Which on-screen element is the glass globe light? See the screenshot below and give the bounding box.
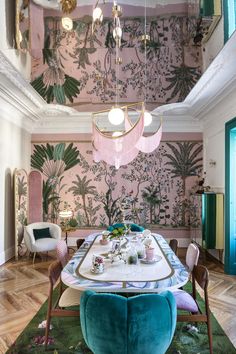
[93,7,103,23]
[61,17,73,31]
[112,131,123,137]
[144,111,153,127]
[113,26,122,40]
[108,107,124,125]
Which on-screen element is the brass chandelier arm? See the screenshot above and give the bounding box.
[93,103,145,140]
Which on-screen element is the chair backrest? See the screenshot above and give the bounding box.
[169,239,178,255]
[186,243,199,272]
[80,290,176,354]
[192,264,209,291]
[56,240,69,267]
[48,260,62,287]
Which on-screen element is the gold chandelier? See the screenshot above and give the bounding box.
[60,0,77,14]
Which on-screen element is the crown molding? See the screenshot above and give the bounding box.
[0,51,46,132]
[184,31,236,121]
[1,30,236,134]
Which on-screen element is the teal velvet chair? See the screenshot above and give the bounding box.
[80,290,177,354]
[107,223,144,232]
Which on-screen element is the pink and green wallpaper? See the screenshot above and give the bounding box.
[30,3,202,106]
[31,134,203,229]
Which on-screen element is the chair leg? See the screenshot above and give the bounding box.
[45,315,51,349]
[207,319,213,354]
[33,252,36,264]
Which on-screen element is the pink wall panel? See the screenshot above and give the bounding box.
[28,170,43,224]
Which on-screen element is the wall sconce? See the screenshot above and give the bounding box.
[209,159,216,167]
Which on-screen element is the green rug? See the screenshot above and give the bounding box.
[7,286,236,354]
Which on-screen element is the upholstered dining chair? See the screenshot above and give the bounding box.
[80,290,177,354]
[173,265,213,354]
[45,260,80,348]
[169,239,178,255]
[24,222,61,263]
[186,242,200,273]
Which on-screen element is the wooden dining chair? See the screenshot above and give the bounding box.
[76,238,85,250]
[169,239,178,255]
[45,260,80,348]
[174,265,213,354]
[56,240,69,267]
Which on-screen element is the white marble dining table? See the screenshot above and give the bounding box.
[61,232,189,293]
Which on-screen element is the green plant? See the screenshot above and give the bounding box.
[101,188,121,225]
[109,227,125,239]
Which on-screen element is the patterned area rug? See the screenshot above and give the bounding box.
[7,286,236,354]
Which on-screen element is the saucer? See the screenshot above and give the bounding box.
[90,268,104,274]
[100,239,109,245]
[140,255,162,264]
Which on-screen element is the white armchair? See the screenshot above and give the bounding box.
[24,222,61,263]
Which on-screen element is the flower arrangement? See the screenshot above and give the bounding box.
[109,226,126,239]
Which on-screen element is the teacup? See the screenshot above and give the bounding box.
[101,231,110,245]
[145,247,155,261]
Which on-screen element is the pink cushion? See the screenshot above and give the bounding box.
[172,290,198,313]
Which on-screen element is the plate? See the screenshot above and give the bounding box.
[140,255,162,264]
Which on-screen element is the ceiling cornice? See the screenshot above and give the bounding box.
[1,31,236,134]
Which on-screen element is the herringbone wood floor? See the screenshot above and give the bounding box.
[0,249,235,354]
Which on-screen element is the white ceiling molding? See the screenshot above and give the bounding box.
[0,51,46,131]
[184,30,236,121]
[1,30,236,135]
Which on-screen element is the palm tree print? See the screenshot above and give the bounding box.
[165,142,203,195]
[142,185,161,224]
[165,64,201,102]
[31,142,80,221]
[17,176,27,210]
[69,175,96,226]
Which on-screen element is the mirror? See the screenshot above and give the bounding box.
[14,169,28,259]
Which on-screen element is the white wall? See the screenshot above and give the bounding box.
[203,89,236,192]
[0,115,31,265]
[202,17,224,72]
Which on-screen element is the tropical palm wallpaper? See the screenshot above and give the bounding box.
[31,6,201,105]
[31,139,203,228]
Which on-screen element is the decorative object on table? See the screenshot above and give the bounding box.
[24,222,61,264]
[140,255,162,264]
[145,246,155,262]
[135,239,146,259]
[127,246,138,265]
[100,231,110,245]
[80,290,176,354]
[91,255,105,274]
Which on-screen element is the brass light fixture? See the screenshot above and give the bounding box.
[60,0,77,14]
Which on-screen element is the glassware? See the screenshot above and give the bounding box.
[127,246,138,265]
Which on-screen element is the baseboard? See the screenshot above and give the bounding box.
[0,246,15,265]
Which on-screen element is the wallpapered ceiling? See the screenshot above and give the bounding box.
[31,140,203,228]
[31,13,202,105]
